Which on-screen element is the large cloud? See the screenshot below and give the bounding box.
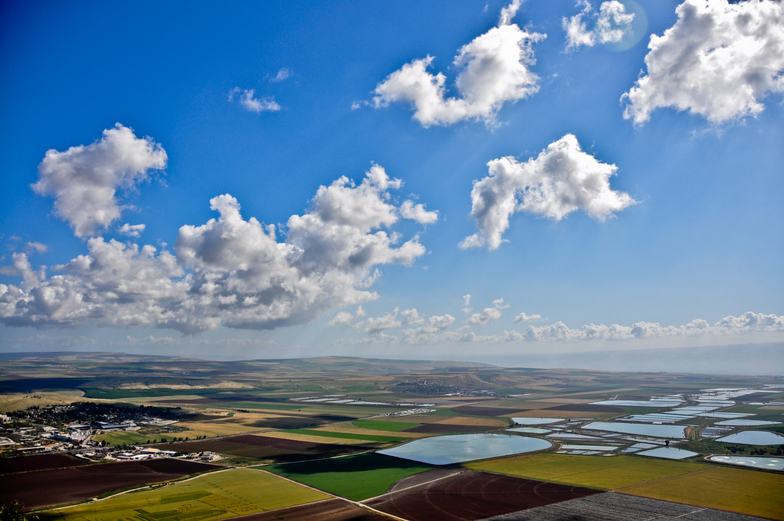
[622,0,784,124]
[32,124,167,238]
[2,166,433,334]
[371,1,545,126]
[461,134,635,250]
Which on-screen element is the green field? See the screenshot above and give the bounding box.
[465,454,710,490]
[265,453,432,500]
[39,468,329,521]
[621,467,784,520]
[284,428,407,443]
[352,420,422,431]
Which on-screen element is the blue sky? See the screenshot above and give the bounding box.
[1,0,782,361]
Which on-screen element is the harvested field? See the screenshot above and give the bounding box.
[620,466,784,520]
[451,406,526,417]
[545,404,623,413]
[0,458,220,510]
[223,498,391,521]
[265,453,432,501]
[466,454,709,490]
[38,468,329,521]
[0,454,89,474]
[439,416,509,427]
[259,431,373,446]
[284,429,407,443]
[406,423,495,434]
[485,492,767,520]
[364,469,600,521]
[154,434,368,462]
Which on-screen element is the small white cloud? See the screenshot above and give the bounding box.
[564,1,634,51]
[372,1,545,126]
[622,0,784,125]
[25,242,48,254]
[365,307,402,335]
[270,68,291,82]
[492,297,509,309]
[461,134,635,250]
[328,305,366,328]
[403,314,456,343]
[118,223,146,238]
[229,87,282,113]
[401,308,425,325]
[467,306,502,325]
[400,200,439,224]
[514,312,542,323]
[32,124,167,238]
[462,294,472,314]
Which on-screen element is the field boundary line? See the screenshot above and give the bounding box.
[252,467,406,521]
[360,468,466,502]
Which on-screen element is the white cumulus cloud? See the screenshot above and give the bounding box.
[622,0,784,125]
[1,165,434,334]
[328,305,366,328]
[118,223,146,238]
[514,312,542,323]
[564,1,635,51]
[371,1,545,126]
[466,298,506,325]
[461,134,635,250]
[229,87,282,113]
[32,124,167,238]
[400,201,439,224]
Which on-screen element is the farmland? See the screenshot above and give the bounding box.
[0,458,220,510]
[364,469,601,521]
[620,466,784,520]
[465,454,710,489]
[266,453,433,500]
[1,351,783,520]
[38,468,329,521]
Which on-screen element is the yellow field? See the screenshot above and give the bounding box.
[466,454,710,490]
[40,468,330,521]
[0,390,85,413]
[620,467,784,520]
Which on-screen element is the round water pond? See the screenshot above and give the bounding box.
[377,433,552,465]
[709,455,784,471]
[717,430,784,446]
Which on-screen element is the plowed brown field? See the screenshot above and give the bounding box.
[364,469,601,521]
[0,458,219,510]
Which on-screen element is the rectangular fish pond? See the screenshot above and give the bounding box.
[709,455,784,471]
[583,422,686,439]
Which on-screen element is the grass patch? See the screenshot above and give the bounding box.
[264,453,432,500]
[38,468,329,521]
[465,453,709,490]
[352,420,422,432]
[284,429,406,443]
[620,466,784,520]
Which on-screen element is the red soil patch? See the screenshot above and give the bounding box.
[406,424,494,434]
[451,406,526,417]
[0,459,219,510]
[224,498,390,521]
[0,454,89,475]
[152,434,368,462]
[364,469,601,521]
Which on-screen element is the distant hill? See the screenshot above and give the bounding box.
[483,342,784,376]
